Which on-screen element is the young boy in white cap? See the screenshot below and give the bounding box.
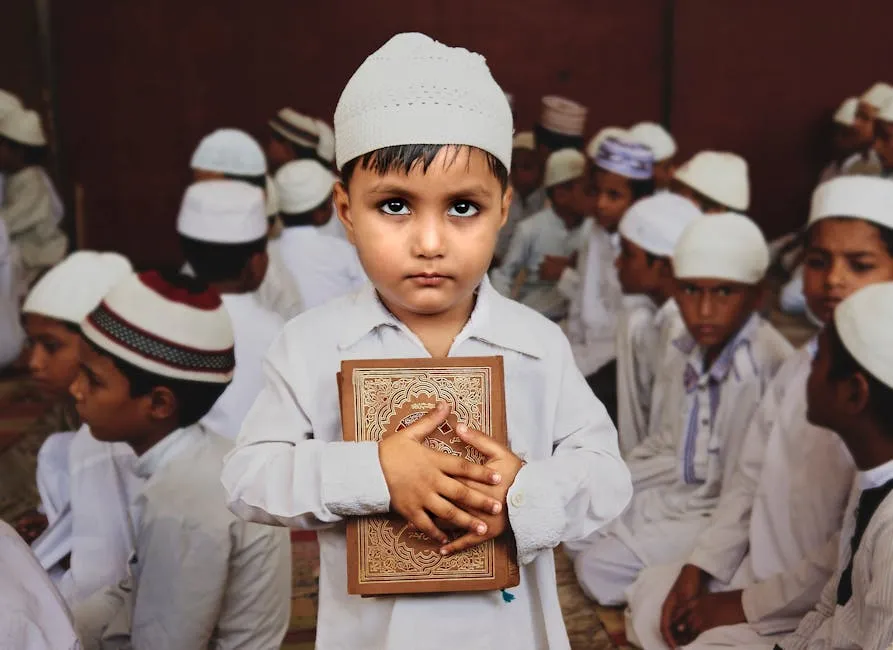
[818,97,862,184]
[177,180,285,440]
[494,131,547,265]
[872,96,893,178]
[0,89,23,207]
[842,81,893,176]
[629,122,678,190]
[779,282,893,650]
[627,175,893,650]
[492,148,586,320]
[672,151,750,214]
[535,95,588,155]
[613,193,702,455]
[266,107,321,172]
[222,32,632,650]
[572,213,792,607]
[0,216,24,369]
[0,106,66,284]
[71,270,291,649]
[17,251,137,609]
[275,158,367,310]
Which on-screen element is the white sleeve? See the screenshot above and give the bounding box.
[859,525,893,650]
[221,333,391,529]
[507,337,632,564]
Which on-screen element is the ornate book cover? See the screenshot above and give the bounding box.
[339,356,520,596]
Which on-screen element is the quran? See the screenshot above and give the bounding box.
[339,356,519,596]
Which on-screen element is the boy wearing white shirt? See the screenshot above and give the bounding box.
[492,148,585,320]
[493,131,546,264]
[672,151,750,214]
[222,32,632,650]
[573,213,792,607]
[0,89,23,209]
[177,180,285,440]
[841,82,893,176]
[0,216,24,368]
[275,158,367,309]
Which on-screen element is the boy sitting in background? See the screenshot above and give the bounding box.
[573,213,792,607]
[72,271,291,650]
[493,131,546,265]
[629,122,677,191]
[842,82,893,176]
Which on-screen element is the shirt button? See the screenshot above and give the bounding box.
[701,418,709,426]
[511,492,525,508]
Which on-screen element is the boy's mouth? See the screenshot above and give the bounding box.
[407,273,451,287]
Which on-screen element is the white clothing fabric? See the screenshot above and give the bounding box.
[73,425,291,650]
[0,217,24,367]
[32,432,76,577]
[574,315,792,605]
[564,222,623,376]
[858,457,893,489]
[317,208,348,240]
[0,520,80,650]
[615,296,659,456]
[201,293,284,440]
[221,276,633,650]
[491,206,583,319]
[277,225,367,310]
[256,240,304,321]
[496,186,547,261]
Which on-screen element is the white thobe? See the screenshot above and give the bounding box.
[615,296,660,456]
[563,222,623,377]
[258,239,304,321]
[782,466,893,650]
[278,225,368,310]
[73,425,291,650]
[0,217,24,368]
[221,277,633,650]
[201,293,283,440]
[627,341,855,648]
[495,186,547,261]
[490,207,583,319]
[0,520,79,650]
[573,315,793,605]
[317,206,349,240]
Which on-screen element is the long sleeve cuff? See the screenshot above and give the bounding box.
[506,462,567,565]
[321,441,391,516]
[688,547,741,586]
[557,268,581,300]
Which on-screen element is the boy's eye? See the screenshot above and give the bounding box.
[379,199,411,216]
[804,254,827,270]
[849,259,877,273]
[447,201,479,218]
[683,286,697,295]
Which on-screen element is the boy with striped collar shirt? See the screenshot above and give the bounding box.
[222,32,632,650]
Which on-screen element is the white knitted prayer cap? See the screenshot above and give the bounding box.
[673,212,769,284]
[673,151,750,212]
[629,122,677,161]
[544,149,586,188]
[512,131,536,151]
[335,33,512,171]
[833,97,859,127]
[809,175,893,229]
[861,82,893,110]
[878,97,893,124]
[539,96,587,137]
[23,251,133,324]
[0,90,23,121]
[176,180,266,244]
[586,127,627,160]
[619,194,703,258]
[269,108,320,149]
[315,119,335,163]
[276,159,337,214]
[190,129,266,176]
[0,108,46,146]
[835,282,893,390]
[82,271,235,384]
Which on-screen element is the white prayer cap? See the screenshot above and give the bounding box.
[673,151,750,212]
[860,82,893,110]
[512,131,536,151]
[176,180,266,244]
[0,89,22,120]
[0,108,46,146]
[276,159,337,214]
[809,175,893,230]
[877,97,893,124]
[629,122,677,161]
[190,128,266,177]
[82,271,235,384]
[315,119,335,163]
[544,149,586,188]
[264,175,279,217]
[539,96,587,137]
[835,282,893,390]
[619,194,703,257]
[24,251,133,324]
[833,97,859,126]
[269,108,320,149]
[335,33,512,172]
[586,126,627,160]
[673,212,769,284]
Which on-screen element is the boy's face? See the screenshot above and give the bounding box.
[652,159,676,190]
[266,133,294,171]
[336,146,510,321]
[510,149,543,198]
[853,101,878,147]
[550,178,585,224]
[674,277,760,350]
[616,238,662,296]
[832,123,861,159]
[593,169,634,233]
[803,218,893,323]
[25,314,82,398]
[874,119,893,168]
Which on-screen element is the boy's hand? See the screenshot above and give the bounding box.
[379,403,504,545]
[438,424,524,555]
[660,563,708,647]
[13,509,49,545]
[539,255,571,282]
[670,590,746,644]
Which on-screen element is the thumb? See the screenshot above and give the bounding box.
[400,402,450,442]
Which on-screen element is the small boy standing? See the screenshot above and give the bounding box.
[672,151,750,214]
[493,131,546,264]
[492,148,586,320]
[573,213,792,606]
[72,271,291,650]
[629,122,678,191]
[222,32,631,650]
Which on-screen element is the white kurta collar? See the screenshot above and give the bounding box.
[134,425,203,480]
[674,312,760,382]
[859,457,893,490]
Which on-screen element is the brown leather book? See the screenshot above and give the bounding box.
[339,356,520,596]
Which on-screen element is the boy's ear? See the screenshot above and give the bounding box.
[244,250,269,291]
[333,182,356,245]
[499,185,513,229]
[147,386,178,422]
[843,371,872,417]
